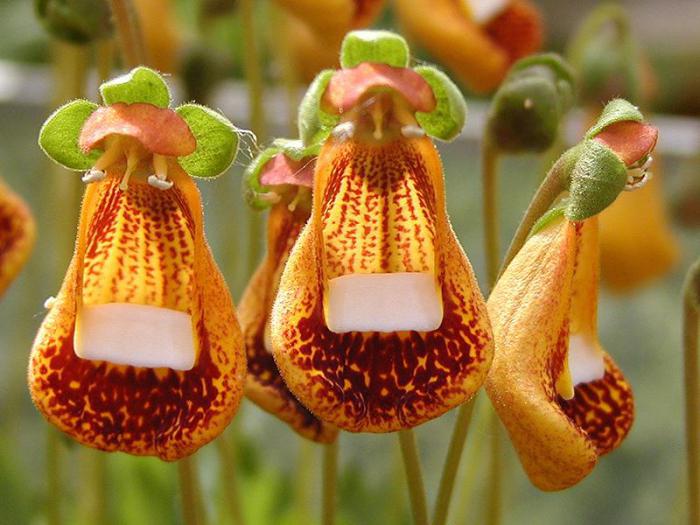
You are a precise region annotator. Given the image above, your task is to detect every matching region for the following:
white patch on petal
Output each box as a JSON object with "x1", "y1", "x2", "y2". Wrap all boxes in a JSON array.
[
  {"x1": 75, "y1": 303, "x2": 196, "y2": 370},
  {"x1": 568, "y1": 334, "x2": 605, "y2": 386},
  {"x1": 463, "y1": 0, "x2": 509, "y2": 23},
  {"x1": 326, "y1": 272, "x2": 443, "y2": 333}
]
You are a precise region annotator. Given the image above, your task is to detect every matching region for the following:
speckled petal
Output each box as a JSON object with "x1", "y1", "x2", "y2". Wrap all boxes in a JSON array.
[
  {"x1": 0, "y1": 177, "x2": 35, "y2": 297},
  {"x1": 240, "y1": 202, "x2": 337, "y2": 443},
  {"x1": 28, "y1": 167, "x2": 245, "y2": 460},
  {"x1": 271, "y1": 136, "x2": 493, "y2": 432}
]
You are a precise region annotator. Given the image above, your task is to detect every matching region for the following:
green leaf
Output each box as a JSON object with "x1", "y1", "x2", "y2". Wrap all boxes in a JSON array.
[
  {"x1": 38, "y1": 99, "x2": 100, "y2": 170},
  {"x1": 100, "y1": 67, "x2": 171, "y2": 108},
  {"x1": 585, "y1": 98, "x2": 643, "y2": 138},
  {"x1": 414, "y1": 66, "x2": 467, "y2": 142},
  {"x1": 298, "y1": 70, "x2": 339, "y2": 146},
  {"x1": 528, "y1": 201, "x2": 567, "y2": 238},
  {"x1": 565, "y1": 139, "x2": 627, "y2": 220},
  {"x1": 271, "y1": 138, "x2": 322, "y2": 161},
  {"x1": 176, "y1": 104, "x2": 239, "y2": 178},
  {"x1": 340, "y1": 30, "x2": 410, "y2": 69}
]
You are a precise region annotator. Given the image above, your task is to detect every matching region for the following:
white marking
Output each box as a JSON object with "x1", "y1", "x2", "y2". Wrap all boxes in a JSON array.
[
  {"x1": 75, "y1": 303, "x2": 196, "y2": 370},
  {"x1": 401, "y1": 125, "x2": 426, "y2": 138},
  {"x1": 568, "y1": 334, "x2": 605, "y2": 386},
  {"x1": 82, "y1": 169, "x2": 106, "y2": 184},
  {"x1": 147, "y1": 175, "x2": 174, "y2": 190},
  {"x1": 326, "y1": 272, "x2": 443, "y2": 333},
  {"x1": 43, "y1": 296, "x2": 56, "y2": 310},
  {"x1": 463, "y1": 0, "x2": 509, "y2": 23},
  {"x1": 331, "y1": 122, "x2": 355, "y2": 141}
]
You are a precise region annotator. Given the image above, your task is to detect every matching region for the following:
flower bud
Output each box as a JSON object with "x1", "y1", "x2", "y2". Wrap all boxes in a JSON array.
[{"x1": 35, "y1": 0, "x2": 113, "y2": 44}]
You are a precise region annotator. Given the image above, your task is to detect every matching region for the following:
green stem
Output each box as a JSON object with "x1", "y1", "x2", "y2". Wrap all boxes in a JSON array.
[
  {"x1": 432, "y1": 398, "x2": 476, "y2": 525},
  {"x1": 485, "y1": 411, "x2": 503, "y2": 525},
  {"x1": 79, "y1": 451, "x2": 108, "y2": 525},
  {"x1": 178, "y1": 457, "x2": 207, "y2": 525},
  {"x1": 398, "y1": 430, "x2": 428, "y2": 525},
  {"x1": 46, "y1": 429, "x2": 61, "y2": 525},
  {"x1": 239, "y1": 0, "x2": 267, "y2": 275},
  {"x1": 322, "y1": 440, "x2": 339, "y2": 525},
  {"x1": 215, "y1": 437, "x2": 246, "y2": 525},
  {"x1": 684, "y1": 260, "x2": 700, "y2": 525},
  {"x1": 108, "y1": 0, "x2": 145, "y2": 68},
  {"x1": 482, "y1": 139, "x2": 501, "y2": 289}
]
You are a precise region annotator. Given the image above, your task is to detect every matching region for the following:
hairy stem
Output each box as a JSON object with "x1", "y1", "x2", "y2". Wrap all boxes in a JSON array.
[{"x1": 398, "y1": 430, "x2": 429, "y2": 525}]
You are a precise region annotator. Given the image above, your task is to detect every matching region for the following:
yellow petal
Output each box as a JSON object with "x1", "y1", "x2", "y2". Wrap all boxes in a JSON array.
[
  {"x1": 239, "y1": 201, "x2": 338, "y2": 443},
  {"x1": 0, "y1": 176, "x2": 35, "y2": 297},
  {"x1": 486, "y1": 217, "x2": 634, "y2": 491},
  {"x1": 28, "y1": 166, "x2": 245, "y2": 460},
  {"x1": 271, "y1": 135, "x2": 493, "y2": 432}
]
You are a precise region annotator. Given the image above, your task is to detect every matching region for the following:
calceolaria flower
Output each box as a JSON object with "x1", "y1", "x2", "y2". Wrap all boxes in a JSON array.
[
  {"x1": 0, "y1": 176, "x2": 35, "y2": 297},
  {"x1": 270, "y1": 31, "x2": 494, "y2": 433},
  {"x1": 239, "y1": 140, "x2": 338, "y2": 443},
  {"x1": 486, "y1": 100, "x2": 658, "y2": 490},
  {"x1": 394, "y1": 0, "x2": 543, "y2": 92},
  {"x1": 29, "y1": 67, "x2": 245, "y2": 460}
]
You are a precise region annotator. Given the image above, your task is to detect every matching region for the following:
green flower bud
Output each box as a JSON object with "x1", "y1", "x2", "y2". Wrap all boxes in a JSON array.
[
  {"x1": 487, "y1": 53, "x2": 576, "y2": 153},
  {"x1": 35, "y1": 0, "x2": 113, "y2": 44}
]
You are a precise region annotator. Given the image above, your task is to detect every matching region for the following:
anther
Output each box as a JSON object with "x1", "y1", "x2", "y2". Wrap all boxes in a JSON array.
[
  {"x1": 401, "y1": 125, "x2": 425, "y2": 139},
  {"x1": 43, "y1": 296, "x2": 56, "y2": 310},
  {"x1": 147, "y1": 175, "x2": 174, "y2": 190},
  {"x1": 332, "y1": 122, "x2": 355, "y2": 141},
  {"x1": 82, "y1": 168, "x2": 106, "y2": 184}
]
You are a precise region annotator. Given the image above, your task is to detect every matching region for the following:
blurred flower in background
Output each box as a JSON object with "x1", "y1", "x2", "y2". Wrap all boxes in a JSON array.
[{"x1": 0, "y1": 176, "x2": 35, "y2": 297}]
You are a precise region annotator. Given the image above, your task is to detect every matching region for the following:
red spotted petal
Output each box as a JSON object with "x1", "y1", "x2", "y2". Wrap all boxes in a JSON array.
[
  {"x1": 28, "y1": 167, "x2": 245, "y2": 460},
  {"x1": 322, "y1": 62, "x2": 436, "y2": 114},
  {"x1": 79, "y1": 103, "x2": 196, "y2": 157}
]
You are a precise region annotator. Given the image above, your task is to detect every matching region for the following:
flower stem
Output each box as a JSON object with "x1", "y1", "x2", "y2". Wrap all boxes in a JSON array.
[
  {"x1": 239, "y1": 0, "x2": 267, "y2": 275},
  {"x1": 178, "y1": 456, "x2": 207, "y2": 525},
  {"x1": 431, "y1": 398, "x2": 476, "y2": 525},
  {"x1": 684, "y1": 259, "x2": 700, "y2": 525},
  {"x1": 485, "y1": 410, "x2": 503, "y2": 525},
  {"x1": 46, "y1": 429, "x2": 61, "y2": 525},
  {"x1": 398, "y1": 430, "x2": 429, "y2": 525},
  {"x1": 108, "y1": 0, "x2": 145, "y2": 68},
  {"x1": 215, "y1": 437, "x2": 246, "y2": 525},
  {"x1": 322, "y1": 439, "x2": 339, "y2": 525},
  {"x1": 482, "y1": 139, "x2": 501, "y2": 288}
]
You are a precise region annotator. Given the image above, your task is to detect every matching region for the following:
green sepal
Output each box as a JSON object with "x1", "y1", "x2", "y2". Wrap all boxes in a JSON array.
[
  {"x1": 38, "y1": 99, "x2": 100, "y2": 170},
  {"x1": 565, "y1": 139, "x2": 627, "y2": 220},
  {"x1": 585, "y1": 98, "x2": 643, "y2": 139},
  {"x1": 529, "y1": 200, "x2": 567, "y2": 238},
  {"x1": 298, "y1": 70, "x2": 339, "y2": 146},
  {"x1": 244, "y1": 138, "x2": 320, "y2": 210},
  {"x1": 487, "y1": 53, "x2": 576, "y2": 153},
  {"x1": 100, "y1": 67, "x2": 171, "y2": 108},
  {"x1": 340, "y1": 30, "x2": 410, "y2": 69},
  {"x1": 414, "y1": 66, "x2": 467, "y2": 142},
  {"x1": 35, "y1": 0, "x2": 113, "y2": 44},
  {"x1": 176, "y1": 104, "x2": 239, "y2": 178}
]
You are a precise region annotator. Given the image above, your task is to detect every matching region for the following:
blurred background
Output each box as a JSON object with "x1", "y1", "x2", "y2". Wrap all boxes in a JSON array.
[{"x1": 0, "y1": 0, "x2": 698, "y2": 524}]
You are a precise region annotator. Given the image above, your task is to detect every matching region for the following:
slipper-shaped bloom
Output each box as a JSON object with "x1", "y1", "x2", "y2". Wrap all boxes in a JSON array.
[
  {"x1": 0, "y1": 176, "x2": 35, "y2": 297},
  {"x1": 270, "y1": 31, "x2": 494, "y2": 433},
  {"x1": 394, "y1": 0, "x2": 543, "y2": 92},
  {"x1": 486, "y1": 101, "x2": 658, "y2": 490},
  {"x1": 29, "y1": 67, "x2": 245, "y2": 460},
  {"x1": 239, "y1": 141, "x2": 338, "y2": 442}
]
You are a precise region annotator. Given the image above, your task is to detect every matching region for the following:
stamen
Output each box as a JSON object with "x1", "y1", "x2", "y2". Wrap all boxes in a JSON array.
[
  {"x1": 401, "y1": 125, "x2": 426, "y2": 138},
  {"x1": 93, "y1": 138, "x2": 125, "y2": 171},
  {"x1": 119, "y1": 148, "x2": 139, "y2": 191},
  {"x1": 81, "y1": 168, "x2": 106, "y2": 184},
  {"x1": 147, "y1": 175, "x2": 174, "y2": 190},
  {"x1": 332, "y1": 122, "x2": 355, "y2": 141},
  {"x1": 370, "y1": 102, "x2": 385, "y2": 140},
  {"x1": 147, "y1": 154, "x2": 173, "y2": 190},
  {"x1": 43, "y1": 296, "x2": 56, "y2": 310}
]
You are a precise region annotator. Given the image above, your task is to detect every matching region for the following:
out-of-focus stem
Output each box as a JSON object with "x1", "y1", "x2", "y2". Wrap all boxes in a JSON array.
[
  {"x1": 46, "y1": 429, "x2": 61, "y2": 525},
  {"x1": 322, "y1": 439, "x2": 339, "y2": 525},
  {"x1": 482, "y1": 139, "x2": 501, "y2": 289},
  {"x1": 398, "y1": 430, "x2": 428, "y2": 525},
  {"x1": 215, "y1": 437, "x2": 246, "y2": 525},
  {"x1": 485, "y1": 411, "x2": 503, "y2": 525},
  {"x1": 684, "y1": 260, "x2": 700, "y2": 525},
  {"x1": 108, "y1": 0, "x2": 145, "y2": 67},
  {"x1": 178, "y1": 456, "x2": 207, "y2": 525}
]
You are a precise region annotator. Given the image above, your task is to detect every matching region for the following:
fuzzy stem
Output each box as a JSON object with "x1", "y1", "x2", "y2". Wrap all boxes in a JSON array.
[
  {"x1": 322, "y1": 440, "x2": 339, "y2": 525},
  {"x1": 239, "y1": 0, "x2": 267, "y2": 275},
  {"x1": 178, "y1": 457, "x2": 207, "y2": 525},
  {"x1": 108, "y1": 0, "x2": 145, "y2": 68},
  {"x1": 684, "y1": 260, "x2": 700, "y2": 525},
  {"x1": 398, "y1": 430, "x2": 429, "y2": 525},
  {"x1": 432, "y1": 398, "x2": 476, "y2": 525},
  {"x1": 215, "y1": 437, "x2": 246, "y2": 525}
]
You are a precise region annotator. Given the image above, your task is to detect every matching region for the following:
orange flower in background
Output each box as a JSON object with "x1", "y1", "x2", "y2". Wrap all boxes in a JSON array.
[
  {"x1": 394, "y1": 0, "x2": 543, "y2": 92},
  {"x1": 239, "y1": 147, "x2": 337, "y2": 443},
  {"x1": 29, "y1": 68, "x2": 245, "y2": 460},
  {"x1": 270, "y1": 33, "x2": 494, "y2": 433},
  {"x1": 132, "y1": 0, "x2": 182, "y2": 73},
  {"x1": 0, "y1": 177, "x2": 35, "y2": 297},
  {"x1": 486, "y1": 215, "x2": 634, "y2": 490}
]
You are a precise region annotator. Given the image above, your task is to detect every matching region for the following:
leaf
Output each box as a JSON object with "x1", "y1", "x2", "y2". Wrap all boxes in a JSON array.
[
  {"x1": 297, "y1": 70, "x2": 338, "y2": 146},
  {"x1": 414, "y1": 66, "x2": 467, "y2": 142},
  {"x1": 100, "y1": 67, "x2": 171, "y2": 108},
  {"x1": 340, "y1": 30, "x2": 410, "y2": 69},
  {"x1": 585, "y1": 98, "x2": 643, "y2": 138},
  {"x1": 176, "y1": 104, "x2": 238, "y2": 178},
  {"x1": 38, "y1": 99, "x2": 100, "y2": 170}
]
